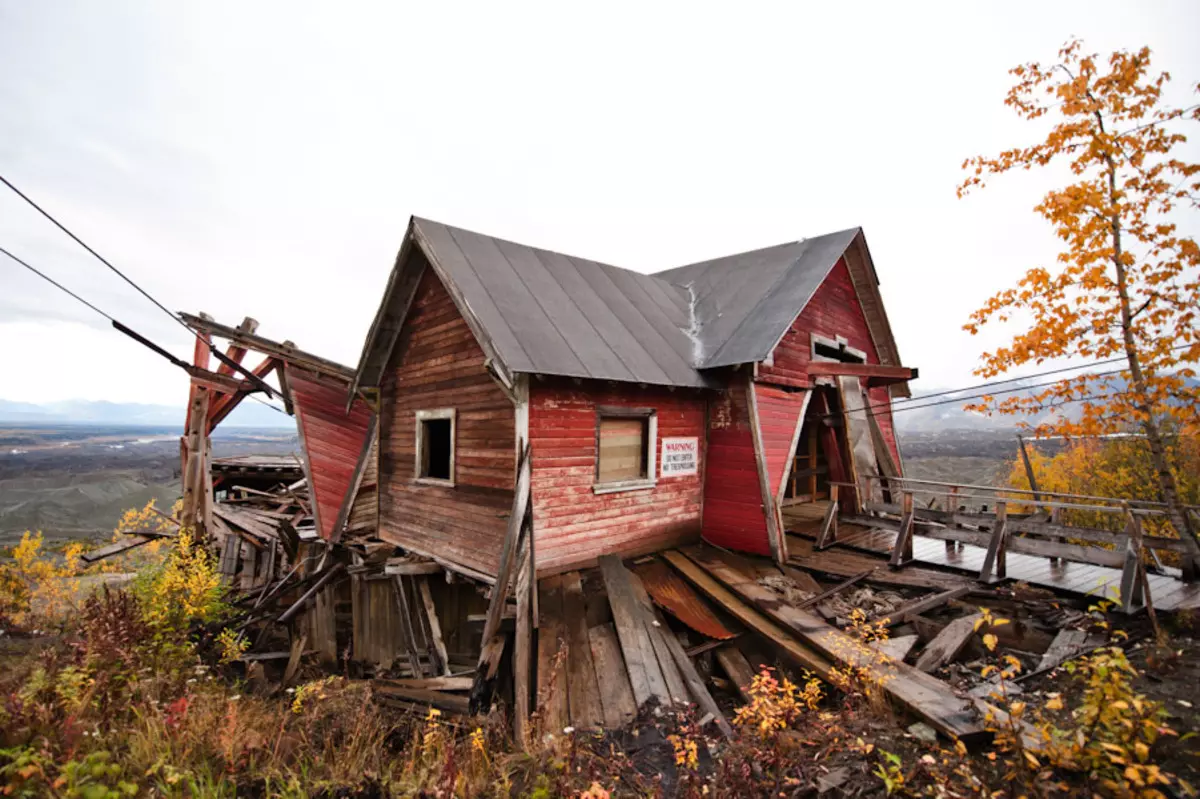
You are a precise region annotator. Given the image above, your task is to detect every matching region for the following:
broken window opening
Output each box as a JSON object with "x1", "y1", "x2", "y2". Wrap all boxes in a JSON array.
[{"x1": 415, "y1": 409, "x2": 455, "y2": 485}]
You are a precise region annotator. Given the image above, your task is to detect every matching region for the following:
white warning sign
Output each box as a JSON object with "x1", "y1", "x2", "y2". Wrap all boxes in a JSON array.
[{"x1": 660, "y1": 437, "x2": 699, "y2": 477}]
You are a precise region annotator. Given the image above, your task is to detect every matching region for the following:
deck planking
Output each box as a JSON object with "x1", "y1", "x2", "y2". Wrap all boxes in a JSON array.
[{"x1": 781, "y1": 506, "x2": 1200, "y2": 611}]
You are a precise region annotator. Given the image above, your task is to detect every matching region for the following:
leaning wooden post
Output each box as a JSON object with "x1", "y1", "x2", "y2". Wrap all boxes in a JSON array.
[
  {"x1": 945, "y1": 485, "x2": 959, "y2": 553},
  {"x1": 1119, "y1": 503, "x2": 1146, "y2": 613},
  {"x1": 889, "y1": 489, "x2": 915, "y2": 569},
  {"x1": 979, "y1": 500, "x2": 1008, "y2": 583},
  {"x1": 816, "y1": 483, "x2": 839, "y2": 550}
]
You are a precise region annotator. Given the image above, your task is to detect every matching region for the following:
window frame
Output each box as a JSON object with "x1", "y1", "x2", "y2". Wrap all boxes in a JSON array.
[
  {"x1": 414, "y1": 408, "x2": 456, "y2": 487},
  {"x1": 593, "y1": 405, "x2": 658, "y2": 494},
  {"x1": 810, "y1": 333, "x2": 867, "y2": 364}
]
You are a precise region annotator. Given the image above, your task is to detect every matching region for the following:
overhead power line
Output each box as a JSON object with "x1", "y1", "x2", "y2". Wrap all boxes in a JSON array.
[
  {"x1": 0, "y1": 243, "x2": 289, "y2": 417},
  {"x1": 0, "y1": 172, "x2": 278, "y2": 399}
]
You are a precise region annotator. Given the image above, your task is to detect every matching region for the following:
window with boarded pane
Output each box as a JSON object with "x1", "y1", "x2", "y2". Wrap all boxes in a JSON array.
[{"x1": 595, "y1": 408, "x2": 657, "y2": 492}]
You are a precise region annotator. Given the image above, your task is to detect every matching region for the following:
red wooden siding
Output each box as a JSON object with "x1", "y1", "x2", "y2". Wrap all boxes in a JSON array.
[
  {"x1": 378, "y1": 263, "x2": 515, "y2": 578},
  {"x1": 529, "y1": 379, "x2": 706, "y2": 574},
  {"x1": 701, "y1": 381, "x2": 770, "y2": 555},
  {"x1": 753, "y1": 385, "x2": 807, "y2": 498},
  {"x1": 289, "y1": 369, "x2": 374, "y2": 540},
  {"x1": 756, "y1": 258, "x2": 902, "y2": 470}
]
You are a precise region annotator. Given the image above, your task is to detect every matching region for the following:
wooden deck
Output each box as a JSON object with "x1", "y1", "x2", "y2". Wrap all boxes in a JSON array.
[{"x1": 782, "y1": 502, "x2": 1200, "y2": 611}]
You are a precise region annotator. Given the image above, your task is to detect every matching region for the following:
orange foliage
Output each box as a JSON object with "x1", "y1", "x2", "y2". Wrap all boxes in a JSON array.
[{"x1": 958, "y1": 40, "x2": 1200, "y2": 440}]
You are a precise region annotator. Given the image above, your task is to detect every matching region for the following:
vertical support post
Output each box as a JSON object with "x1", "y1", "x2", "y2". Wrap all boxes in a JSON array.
[
  {"x1": 1119, "y1": 504, "x2": 1146, "y2": 613},
  {"x1": 945, "y1": 485, "x2": 959, "y2": 552},
  {"x1": 816, "y1": 483, "x2": 839, "y2": 549},
  {"x1": 889, "y1": 490, "x2": 915, "y2": 569},
  {"x1": 180, "y1": 387, "x2": 211, "y2": 539},
  {"x1": 979, "y1": 500, "x2": 1008, "y2": 583}
]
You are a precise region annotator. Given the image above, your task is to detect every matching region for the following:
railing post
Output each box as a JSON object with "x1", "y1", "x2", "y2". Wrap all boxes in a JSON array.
[
  {"x1": 1119, "y1": 503, "x2": 1146, "y2": 613},
  {"x1": 979, "y1": 500, "x2": 1008, "y2": 583},
  {"x1": 946, "y1": 485, "x2": 959, "y2": 553},
  {"x1": 889, "y1": 490, "x2": 915, "y2": 569},
  {"x1": 816, "y1": 483, "x2": 839, "y2": 550}
]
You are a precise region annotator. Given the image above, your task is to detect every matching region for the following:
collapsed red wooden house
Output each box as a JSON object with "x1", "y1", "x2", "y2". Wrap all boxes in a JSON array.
[{"x1": 349, "y1": 217, "x2": 916, "y2": 579}]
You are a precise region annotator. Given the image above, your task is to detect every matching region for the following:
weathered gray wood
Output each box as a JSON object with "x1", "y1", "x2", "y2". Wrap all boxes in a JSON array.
[
  {"x1": 478, "y1": 443, "x2": 531, "y2": 652},
  {"x1": 588, "y1": 623, "x2": 637, "y2": 728},
  {"x1": 376, "y1": 676, "x2": 474, "y2": 691},
  {"x1": 535, "y1": 575, "x2": 568, "y2": 736},
  {"x1": 714, "y1": 646, "x2": 757, "y2": 702},
  {"x1": 392, "y1": 576, "x2": 426, "y2": 678},
  {"x1": 978, "y1": 501, "x2": 1008, "y2": 582},
  {"x1": 562, "y1": 572, "x2": 605, "y2": 728},
  {"x1": 889, "y1": 491, "x2": 915, "y2": 568},
  {"x1": 871, "y1": 634, "x2": 919, "y2": 663},
  {"x1": 598, "y1": 555, "x2": 671, "y2": 709},
  {"x1": 630, "y1": 573, "x2": 688, "y2": 706},
  {"x1": 667, "y1": 547, "x2": 993, "y2": 742},
  {"x1": 872, "y1": 587, "x2": 971, "y2": 628},
  {"x1": 816, "y1": 485, "x2": 839, "y2": 549},
  {"x1": 513, "y1": 533, "x2": 533, "y2": 747},
  {"x1": 1035, "y1": 629, "x2": 1090, "y2": 673},
  {"x1": 649, "y1": 606, "x2": 734, "y2": 738},
  {"x1": 416, "y1": 577, "x2": 450, "y2": 676},
  {"x1": 915, "y1": 613, "x2": 984, "y2": 673},
  {"x1": 372, "y1": 684, "x2": 471, "y2": 715}
]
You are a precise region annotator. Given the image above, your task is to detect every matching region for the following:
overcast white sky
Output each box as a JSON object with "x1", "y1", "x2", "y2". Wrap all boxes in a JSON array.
[{"x1": 1, "y1": 1, "x2": 1197, "y2": 409}]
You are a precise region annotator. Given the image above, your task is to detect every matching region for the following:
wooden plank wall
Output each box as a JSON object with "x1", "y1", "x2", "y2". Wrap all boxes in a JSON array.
[
  {"x1": 529, "y1": 378, "x2": 706, "y2": 575},
  {"x1": 378, "y1": 265, "x2": 516, "y2": 579},
  {"x1": 289, "y1": 368, "x2": 374, "y2": 540},
  {"x1": 701, "y1": 380, "x2": 771, "y2": 555},
  {"x1": 753, "y1": 385, "x2": 807, "y2": 497},
  {"x1": 345, "y1": 435, "x2": 378, "y2": 537},
  {"x1": 754, "y1": 258, "x2": 902, "y2": 469}
]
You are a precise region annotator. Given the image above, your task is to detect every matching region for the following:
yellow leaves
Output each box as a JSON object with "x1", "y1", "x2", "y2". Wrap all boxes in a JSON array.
[
  {"x1": 1045, "y1": 694, "x2": 1065, "y2": 711},
  {"x1": 983, "y1": 633, "x2": 999, "y2": 652}
]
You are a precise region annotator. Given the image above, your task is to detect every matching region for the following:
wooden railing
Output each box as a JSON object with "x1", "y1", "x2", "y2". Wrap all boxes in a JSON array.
[{"x1": 820, "y1": 475, "x2": 1200, "y2": 612}]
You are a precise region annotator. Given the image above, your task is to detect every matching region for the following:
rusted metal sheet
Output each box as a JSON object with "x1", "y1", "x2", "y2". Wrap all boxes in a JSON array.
[
  {"x1": 289, "y1": 368, "x2": 374, "y2": 540},
  {"x1": 634, "y1": 558, "x2": 736, "y2": 641}
]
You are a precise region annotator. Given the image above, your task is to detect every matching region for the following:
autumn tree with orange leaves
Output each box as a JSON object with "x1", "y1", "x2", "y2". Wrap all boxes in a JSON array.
[{"x1": 958, "y1": 40, "x2": 1200, "y2": 575}]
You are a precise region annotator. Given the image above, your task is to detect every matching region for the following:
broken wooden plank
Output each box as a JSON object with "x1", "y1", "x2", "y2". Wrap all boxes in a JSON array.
[
  {"x1": 513, "y1": 532, "x2": 534, "y2": 747},
  {"x1": 649, "y1": 605, "x2": 734, "y2": 739},
  {"x1": 629, "y1": 572, "x2": 688, "y2": 706},
  {"x1": 1035, "y1": 629, "x2": 1090, "y2": 673},
  {"x1": 535, "y1": 575, "x2": 568, "y2": 736},
  {"x1": 667, "y1": 547, "x2": 992, "y2": 742},
  {"x1": 393, "y1": 576, "x2": 426, "y2": 678},
  {"x1": 588, "y1": 622, "x2": 637, "y2": 728},
  {"x1": 385, "y1": 558, "x2": 443, "y2": 576},
  {"x1": 416, "y1": 577, "x2": 450, "y2": 676},
  {"x1": 714, "y1": 645, "x2": 757, "y2": 703},
  {"x1": 81, "y1": 534, "x2": 157, "y2": 563},
  {"x1": 376, "y1": 676, "x2": 474, "y2": 691},
  {"x1": 795, "y1": 569, "x2": 873, "y2": 611},
  {"x1": 479, "y1": 443, "x2": 531, "y2": 650},
  {"x1": 871, "y1": 634, "x2": 919, "y2": 663},
  {"x1": 562, "y1": 571, "x2": 605, "y2": 729},
  {"x1": 372, "y1": 684, "x2": 471, "y2": 715},
  {"x1": 872, "y1": 587, "x2": 971, "y2": 628},
  {"x1": 915, "y1": 613, "x2": 984, "y2": 673},
  {"x1": 598, "y1": 555, "x2": 671, "y2": 710}
]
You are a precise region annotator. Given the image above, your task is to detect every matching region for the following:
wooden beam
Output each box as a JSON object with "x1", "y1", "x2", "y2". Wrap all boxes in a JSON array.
[
  {"x1": 417, "y1": 577, "x2": 451, "y2": 676},
  {"x1": 888, "y1": 490, "x2": 915, "y2": 568},
  {"x1": 806, "y1": 361, "x2": 918, "y2": 384},
  {"x1": 666, "y1": 547, "x2": 993, "y2": 742},
  {"x1": 872, "y1": 587, "x2": 971, "y2": 628},
  {"x1": 815, "y1": 484, "x2": 839, "y2": 549},
  {"x1": 208, "y1": 356, "x2": 282, "y2": 431},
  {"x1": 478, "y1": 442, "x2": 531, "y2": 652},
  {"x1": 180, "y1": 312, "x2": 354, "y2": 381},
  {"x1": 597, "y1": 555, "x2": 671, "y2": 710},
  {"x1": 978, "y1": 501, "x2": 1009, "y2": 583},
  {"x1": 915, "y1": 613, "x2": 985, "y2": 673}
]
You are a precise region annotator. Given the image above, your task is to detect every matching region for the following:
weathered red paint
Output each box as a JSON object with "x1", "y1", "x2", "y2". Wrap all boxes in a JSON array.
[
  {"x1": 700, "y1": 381, "x2": 770, "y2": 555},
  {"x1": 753, "y1": 384, "x2": 808, "y2": 498},
  {"x1": 529, "y1": 379, "x2": 706, "y2": 574},
  {"x1": 378, "y1": 264, "x2": 515, "y2": 578},
  {"x1": 756, "y1": 258, "x2": 902, "y2": 469},
  {"x1": 289, "y1": 369, "x2": 374, "y2": 540}
]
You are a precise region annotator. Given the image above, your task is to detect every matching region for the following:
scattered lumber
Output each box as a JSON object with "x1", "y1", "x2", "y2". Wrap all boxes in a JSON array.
[
  {"x1": 376, "y1": 676, "x2": 474, "y2": 692},
  {"x1": 714, "y1": 646, "x2": 757, "y2": 702},
  {"x1": 1035, "y1": 629, "x2": 1090, "y2": 673},
  {"x1": 598, "y1": 555, "x2": 672, "y2": 710},
  {"x1": 873, "y1": 587, "x2": 971, "y2": 628},
  {"x1": 588, "y1": 622, "x2": 637, "y2": 728},
  {"x1": 915, "y1": 613, "x2": 984, "y2": 673},
  {"x1": 81, "y1": 534, "x2": 161, "y2": 563},
  {"x1": 871, "y1": 634, "x2": 919, "y2": 663},
  {"x1": 562, "y1": 571, "x2": 605, "y2": 729},
  {"x1": 666, "y1": 546, "x2": 993, "y2": 742},
  {"x1": 373, "y1": 682, "x2": 472, "y2": 715}
]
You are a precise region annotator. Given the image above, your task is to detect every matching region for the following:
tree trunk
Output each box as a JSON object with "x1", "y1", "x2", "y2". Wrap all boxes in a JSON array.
[{"x1": 1106, "y1": 156, "x2": 1200, "y2": 581}]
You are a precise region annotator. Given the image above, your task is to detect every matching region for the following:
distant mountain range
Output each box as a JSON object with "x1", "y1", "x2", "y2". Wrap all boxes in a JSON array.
[{"x1": 0, "y1": 399, "x2": 296, "y2": 428}]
